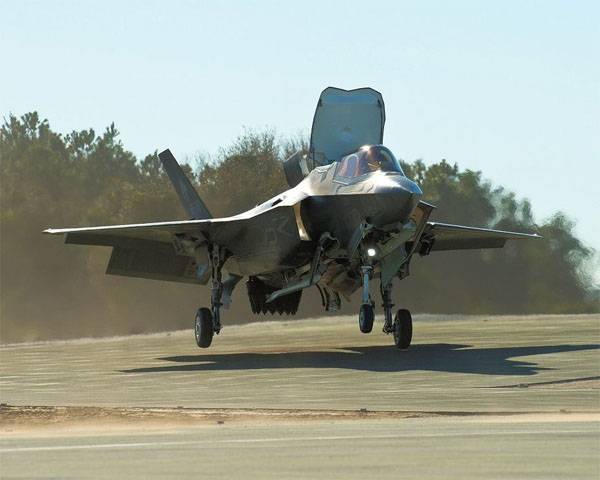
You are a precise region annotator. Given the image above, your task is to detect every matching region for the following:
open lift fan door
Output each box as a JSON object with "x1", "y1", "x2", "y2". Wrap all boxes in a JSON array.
[{"x1": 310, "y1": 87, "x2": 385, "y2": 165}]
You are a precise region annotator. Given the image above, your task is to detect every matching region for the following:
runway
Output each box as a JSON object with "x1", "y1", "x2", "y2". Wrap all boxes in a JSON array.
[
  {"x1": 1, "y1": 415, "x2": 598, "y2": 479},
  {"x1": 1, "y1": 314, "x2": 599, "y2": 478}
]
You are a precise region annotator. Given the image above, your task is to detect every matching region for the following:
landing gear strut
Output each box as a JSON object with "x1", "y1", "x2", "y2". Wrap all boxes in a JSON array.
[
  {"x1": 381, "y1": 282, "x2": 394, "y2": 334},
  {"x1": 209, "y1": 245, "x2": 225, "y2": 334},
  {"x1": 194, "y1": 244, "x2": 226, "y2": 348}
]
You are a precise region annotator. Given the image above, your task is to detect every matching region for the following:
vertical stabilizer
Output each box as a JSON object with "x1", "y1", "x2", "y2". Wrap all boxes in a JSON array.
[{"x1": 158, "y1": 149, "x2": 212, "y2": 220}]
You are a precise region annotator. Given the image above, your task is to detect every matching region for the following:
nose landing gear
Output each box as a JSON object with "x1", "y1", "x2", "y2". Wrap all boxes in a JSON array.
[
  {"x1": 359, "y1": 269, "x2": 413, "y2": 349},
  {"x1": 358, "y1": 266, "x2": 375, "y2": 333},
  {"x1": 359, "y1": 303, "x2": 374, "y2": 333}
]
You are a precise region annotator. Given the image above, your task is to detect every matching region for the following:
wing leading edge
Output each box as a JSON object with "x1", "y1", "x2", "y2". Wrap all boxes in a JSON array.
[
  {"x1": 44, "y1": 218, "x2": 214, "y2": 246},
  {"x1": 421, "y1": 222, "x2": 541, "y2": 252}
]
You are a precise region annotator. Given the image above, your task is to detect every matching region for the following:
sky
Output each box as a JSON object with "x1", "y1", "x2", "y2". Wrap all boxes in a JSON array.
[{"x1": 1, "y1": 0, "x2": 599, "y2": 280}]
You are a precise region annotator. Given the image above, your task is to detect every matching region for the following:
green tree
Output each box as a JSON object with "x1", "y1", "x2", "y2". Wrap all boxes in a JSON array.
[{"x1": 1, "y1": 114, "x2": 597, "y2": 343}]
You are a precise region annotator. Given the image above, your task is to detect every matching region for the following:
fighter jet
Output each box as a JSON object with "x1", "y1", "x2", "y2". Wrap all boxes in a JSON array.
[{"x1": 45, "y1": 87, "x2": 541, "y2": 349}]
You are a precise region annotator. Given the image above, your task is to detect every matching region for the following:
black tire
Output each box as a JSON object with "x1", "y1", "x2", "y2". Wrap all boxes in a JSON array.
[
  {"x1": 359, "y1": 303, "x2": 374, "y2": 333},
  {"x1": 195, "y1": 308, "x2": 214, "y2": 348},
  {"x1": 393, "y1": 309, "x2": 412, "y2": 349}
]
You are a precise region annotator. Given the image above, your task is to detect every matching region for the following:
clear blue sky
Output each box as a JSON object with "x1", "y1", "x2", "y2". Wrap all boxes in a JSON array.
[{"x1": 2, "y1": 1, "x2": 598, "y2": 280}]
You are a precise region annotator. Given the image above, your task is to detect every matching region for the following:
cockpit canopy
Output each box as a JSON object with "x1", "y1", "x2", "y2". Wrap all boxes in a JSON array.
[{"x1": 337, "y1": 145, "x2": 404, "y2": 178}]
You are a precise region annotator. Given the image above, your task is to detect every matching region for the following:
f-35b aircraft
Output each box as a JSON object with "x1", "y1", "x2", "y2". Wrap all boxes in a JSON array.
[{"x1": 45, "y1": 87, "x2": 541, "y2": 349}]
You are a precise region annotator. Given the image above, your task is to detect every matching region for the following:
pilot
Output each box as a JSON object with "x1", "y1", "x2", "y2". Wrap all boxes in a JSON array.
[{"x1": 360, "y1": 147, "x2": 384, "y2": 174}]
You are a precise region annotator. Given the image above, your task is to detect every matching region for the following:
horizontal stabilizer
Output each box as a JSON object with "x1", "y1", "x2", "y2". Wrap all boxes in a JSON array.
[{"x1": 159, "y1": 149, "x2": 212, "y2": 220}]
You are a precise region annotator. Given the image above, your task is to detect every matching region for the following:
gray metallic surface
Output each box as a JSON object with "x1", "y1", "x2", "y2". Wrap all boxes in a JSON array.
[{"x1": 45, "y1": 149, "x2": 539, "y2": 290}]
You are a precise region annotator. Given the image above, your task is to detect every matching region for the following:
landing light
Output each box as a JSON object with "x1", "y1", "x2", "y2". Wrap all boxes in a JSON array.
[{"x1": 367, "y1": 248, "x2": 377, "y2": 257}]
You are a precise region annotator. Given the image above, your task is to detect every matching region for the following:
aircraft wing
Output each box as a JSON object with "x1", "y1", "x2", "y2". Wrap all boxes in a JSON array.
[
  {"x1": 45, "y1": 201, "x2": 305, "y2": 282},
  {"x1": 44, "y1": 218, "x2": 236, "y2": 285},
  {"x1": 421, "y1": 222, "x2": 542, "y2": 252}
]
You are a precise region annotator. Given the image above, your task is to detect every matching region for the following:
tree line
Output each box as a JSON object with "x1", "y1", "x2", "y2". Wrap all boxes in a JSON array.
[{"x1": 0, "y1": 113, "x2": 597, "y2": 342}]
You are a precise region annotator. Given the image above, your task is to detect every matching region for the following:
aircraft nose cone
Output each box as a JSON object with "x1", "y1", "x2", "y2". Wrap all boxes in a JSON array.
[
  {"x1": 405, "y1": 178, "x2": 423, "y2": 196},
  {"x1": 376, "y1": 175, "x2": 422, "y2": 198},
  {"x1": 373, "y1": 174, "x2": 423, "y2": 223}
]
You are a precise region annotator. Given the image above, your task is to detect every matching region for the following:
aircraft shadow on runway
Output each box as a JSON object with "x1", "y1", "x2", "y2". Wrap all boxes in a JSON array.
[{"x1": 120, "y1": 343, "x2": 600, "y2": 376}]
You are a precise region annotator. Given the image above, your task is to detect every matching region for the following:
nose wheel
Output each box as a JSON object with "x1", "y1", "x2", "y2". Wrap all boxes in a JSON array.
[{"x1": 359, "y1": 303, "x2": 374, "y2": 333}]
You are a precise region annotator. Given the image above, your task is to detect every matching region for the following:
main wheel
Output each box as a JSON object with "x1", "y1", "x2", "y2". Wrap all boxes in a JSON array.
[
  {"x1": 194, "y1": 308, "x2": 214, "y2": 348},
  {"x1": 393, "y1": 309, "x2": 412, "y2": 349},
  {"x1": 359, "y1": 303, "x2": 374, "y2": 333}
]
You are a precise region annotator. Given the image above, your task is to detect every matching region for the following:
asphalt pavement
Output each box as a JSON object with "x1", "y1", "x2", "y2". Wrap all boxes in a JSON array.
[{"x1": 1, "y1": 314, "x2": 599, "y2": 478}]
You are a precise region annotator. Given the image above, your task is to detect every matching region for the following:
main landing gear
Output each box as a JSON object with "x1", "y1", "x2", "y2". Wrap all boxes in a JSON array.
[
  {"x1": 194, "y1": 308, "x2": 213, "y2": 348},
  {"x1": 358, "y1": 267, "x2": 413, "y2": 349},
  {"x1": 393, "y1": 308, "x2": 413, "y2": 350},
  {"x1": 194, "y1": 245, "x2": 226, "y2": 349}
]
